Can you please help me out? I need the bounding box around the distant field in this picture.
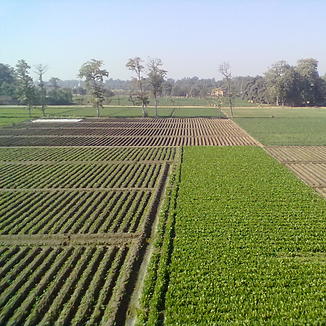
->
[0,106,225,127]
[223,107,326,146]
[76,95,255,107]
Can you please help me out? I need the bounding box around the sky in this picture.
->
[1,0,326,81]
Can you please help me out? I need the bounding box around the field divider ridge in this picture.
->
[0,233,142,247]
[0,187,157,192]
[0,160,174,164]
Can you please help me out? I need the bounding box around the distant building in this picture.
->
[210,88,224,97]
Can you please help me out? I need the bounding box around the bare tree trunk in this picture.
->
[227,79,233,118]
[141,103,147,117]
[155,95,158,117]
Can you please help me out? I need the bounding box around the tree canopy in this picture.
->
[79,59,109,117]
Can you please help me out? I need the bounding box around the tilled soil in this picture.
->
[266,146,326,197]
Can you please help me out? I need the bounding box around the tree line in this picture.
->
[0,60,73,113]
[1,57,326,117]
[240,59,326,106]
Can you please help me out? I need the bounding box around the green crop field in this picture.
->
[0,142,177,325]
[223,107,326,145]
[77,95,254,107]
[0,105,226,127]
[139,146,326,324]
[1,116,325,325]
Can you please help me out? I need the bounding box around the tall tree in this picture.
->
[126,57,149,117]
[48,77,60,89]
[243,76,269,104]
[295,58,324,105]
[79,59,109,117]
[0,63,16,99]
[264,61,299,106]
[219,62,233,117]
[35,64,48,116]
[147,58,167,117]
[15,60,36,117]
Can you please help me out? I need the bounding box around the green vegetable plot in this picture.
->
[0,147,176,162]
[160,147,326,324]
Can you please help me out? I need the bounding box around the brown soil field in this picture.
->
[266,146,326,197]
[0,118,258,147]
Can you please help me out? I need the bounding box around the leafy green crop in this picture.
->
[162,147,326,324]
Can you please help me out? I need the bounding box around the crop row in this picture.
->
[22,117,230,129]
[137,156,181,325]
[0,147,176,162]
[0,135,257,147]
[287,163,326,187]
[0,190,154,235]
[0,162,163,189]
[267,146,326,162]
[0,122,244,137]
[0,245,132,325]
[142,147,326,324]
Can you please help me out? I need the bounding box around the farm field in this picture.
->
[77,95,256,107]
[0,106,224,128]
[0,116,258,325]
[0,118,258,146]
[1,116,325,325]
[0,96,261,127]
[139,146,326,324]
[0,127,177,325]
[267,146,326,197]
[223,107,326,145]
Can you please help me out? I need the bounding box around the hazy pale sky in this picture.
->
[1,0,326,80]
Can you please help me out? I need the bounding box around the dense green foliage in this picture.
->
[162,147,326,324]
[230,107,326,145]
[137,157,181,325]
[241,59,326,106]
[79,59,109,117]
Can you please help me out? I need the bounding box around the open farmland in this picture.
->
[224,107,326,146]
[0,118,182,325]
[0,117,257,325]
[0,106,225,128]
[0,117,325,325]
[139,147,326,324]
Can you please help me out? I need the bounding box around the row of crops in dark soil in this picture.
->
[0,126,240,137]
[0,117,258,147]
[15,118,229,129]
[138,146,326,324]
[0,141,177,324]
[0,120,243,137]
[0,190,153,235]
[0,146,176,162]
[0,135,257,147]
[0,162,164,189]
[0,245,138,326]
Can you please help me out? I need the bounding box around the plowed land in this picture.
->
[267,146,326,197]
